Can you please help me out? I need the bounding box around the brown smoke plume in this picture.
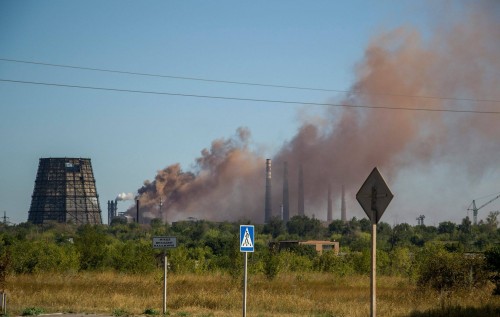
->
[133,127,265,222]
[131,2,500,223]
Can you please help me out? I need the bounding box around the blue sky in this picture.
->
[1,1,498,225]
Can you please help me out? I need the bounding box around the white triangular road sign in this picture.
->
[241,228,253,248]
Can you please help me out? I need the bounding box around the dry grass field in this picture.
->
[5,271,500,317]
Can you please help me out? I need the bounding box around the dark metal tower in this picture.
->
[28,158,102,225]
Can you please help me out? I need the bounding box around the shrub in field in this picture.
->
[351,250,370,274]
[112,308,130,317]
[187,246,213,273]
[389,247,415,278]
[168,246,194,273]
[484,244,500,295]
[0,237,11,289]
[21,307,44,316]
[143,308,160,315]
[262,249,280,280]
[313,250,354,276]
[109,240,157,273]
[416,244,488,293]
[277,250,313,272]
[10,240,79,273]
[75,225,110,270]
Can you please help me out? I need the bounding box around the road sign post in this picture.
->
[240,225,254,317]
[152,236,177,314]
[356,168,393,317]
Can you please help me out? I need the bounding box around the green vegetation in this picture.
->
[143,307,160,315]
[21,307,44,316]
[112,308,130,317]
[0,213,499,315]
[0,214,499,279]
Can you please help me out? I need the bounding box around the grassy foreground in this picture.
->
[5,271,500,317]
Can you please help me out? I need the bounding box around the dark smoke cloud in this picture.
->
[130,2,500,223]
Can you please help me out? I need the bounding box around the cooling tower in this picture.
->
[298,164,305,216]
[282,161,290,222]
[28,158,102,225]
[264,159,272,223]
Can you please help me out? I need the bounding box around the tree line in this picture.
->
[0,213,499,294]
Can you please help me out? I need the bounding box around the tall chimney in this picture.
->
[327,183,333,222]
[136,197,140,224]
[264,159,272,223]
[282,161,290,222]
[341,185,347,222]
[298,164,305,216]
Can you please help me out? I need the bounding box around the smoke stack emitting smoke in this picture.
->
[129,3,500,223]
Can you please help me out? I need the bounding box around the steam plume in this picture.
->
[116,192,134,201]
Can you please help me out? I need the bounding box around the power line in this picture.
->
[1,78,499,114]
[1,57,499,104]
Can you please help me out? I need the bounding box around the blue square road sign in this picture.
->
[240,225,255,252]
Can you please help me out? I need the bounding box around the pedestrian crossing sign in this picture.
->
[240,225,255,252]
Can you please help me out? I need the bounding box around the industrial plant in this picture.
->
[264,159,347,224]
[28,158,102,225]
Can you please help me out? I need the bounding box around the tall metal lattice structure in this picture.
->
[28,158,102,225]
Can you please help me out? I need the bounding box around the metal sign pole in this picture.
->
[242,251,248,317]
[163,251,167,315]
[356,168,393,317]
[240,225,254,317]
[371,221,377,317]
[151,236,177,316]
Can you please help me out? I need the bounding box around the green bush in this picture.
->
[263,250,280,280]
[484,245,500,295]
[21,307,44,316]
[112,308,129,317]
[278,251,313,272]
[143,308,160,315]
[10,240,79,274]
[416,244,488,292]
[109,240,156,273]
[314,251,354,276]
[75,225,110,270]
[389,247,415,278]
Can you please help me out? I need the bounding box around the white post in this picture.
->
[242,252,248,317]
[163,252,167,314]
[371,222,377,317]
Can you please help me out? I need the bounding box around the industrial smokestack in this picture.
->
[107,200,118,225]
[136,197,140,224]
[341,185,346,223]
[327,183,333,222]
[298,164,305,216]
[264,159,272,223]
[282,161,290,222]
